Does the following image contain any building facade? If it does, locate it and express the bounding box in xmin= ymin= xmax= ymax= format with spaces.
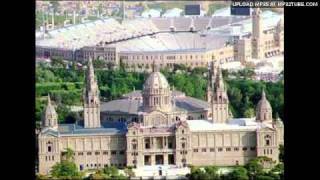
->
xmin=38 ymin=59 xmax=284 ymax=175
xmin=36 ymin=9 xmax=283 ymax=69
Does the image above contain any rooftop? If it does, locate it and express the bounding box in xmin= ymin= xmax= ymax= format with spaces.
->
xmin=56 ymin=121 xmax=127 ymax=136
xmin=186 ymin=118 xmax=273 ymax=132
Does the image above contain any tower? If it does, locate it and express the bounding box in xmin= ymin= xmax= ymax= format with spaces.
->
xmin=211 ymin=67 xmax=229 ymax=124
xmin=83 ymin=58 xmax=101 ymax=128
xmin=205 ymin=61 xmax=216 ymax=103
xmin=42 ymin=95 xmax=58 ymax=129
xmin=252 ymin=8 xmax=264 ymax=59
xmin=142 ymin=63 xmax=172 ymax=113
xmin=256 ymin=89 xmax=272 ymax=122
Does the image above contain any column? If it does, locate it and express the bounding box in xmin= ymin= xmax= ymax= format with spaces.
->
xmin=151 ymin=154 xmax=155 ymax=165
xmin=162 ymin=136 xmax=165 ymax=149
xmin=164 ymin=153 xmax=168 ymax=165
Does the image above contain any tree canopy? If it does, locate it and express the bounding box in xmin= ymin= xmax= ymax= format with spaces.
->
xmin=36 ymin=63 xmax=284 ymax=124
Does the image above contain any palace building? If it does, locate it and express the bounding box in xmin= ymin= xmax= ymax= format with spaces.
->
xmin=37 ymin=58 xmax=284 ymax=175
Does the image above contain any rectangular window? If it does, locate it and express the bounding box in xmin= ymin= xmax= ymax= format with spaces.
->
xmin=234 ymin=147 xmax=239 ymax=151
xmin=226 ymin=148 xmax=231 ymax=152
xmin=119 ymin=151 xmax=125 ymax=155
xmin=103 ymin=151 xmax=108 ymax=155
xmin=210 ymin=148 xmax=215 ymax=152
xmin=111 ymin=151 xmax=116 ymax=155
xmin=250 ymin=147 xmax=256 ymax=151
xmin=202 ymin=148 xmax=206 ymax=152
xmin=78 ymin=152 xmax=84 ymax=156
xmin=87 ymin=152 xmax=92 ymax=155
xmin=95 ymin=152 xmax=100 ymax=155
xmin=242 ymin=147 xmax=247 ymax=151
xmin=193 ymin=149 xmax=198 ymax=152
xmin=218 ymin=148 xmax=223 ymax=152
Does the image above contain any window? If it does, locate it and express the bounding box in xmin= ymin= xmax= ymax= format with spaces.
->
xmin=193 ymin=149 xmax=198 ymax=152
xmin=181 ymin=143 xmax=186 ymax=149
xmin=47 ymin=141 xmax=52 ymax=153
xmin=87 ymin=152 xmax=92 ymax=155
xmin=95 ymin=152 xmax=100 ymax=155
xmin=52 ymin=156 xmax=54 ymax=161
xmin=78 ymin=152 xmax=84 ymax=156
xmin=210 ymin=148 xmax=215 ymax=152
xmin=103 ymin=151 xmax=108 ymax=155
xmin=132 ymin=144 xmax=137 ymax=150
xmin=119 ymin=151 xmax=125 ymax=155
xmin=111 ymin=151 xmax=116 ymax=155
xmin=270 ymin=149 xmax=273 ymax=154
xmin=242 ymin=147 xmax=247 ymax=151
xmin=234 ymin=147 xmax=239 ymax=151
xmin=250 ymin=147 xmax=256 ymax=151
xmin=265 ymin=135 xmax=271 ymax=146
xmin=266 ymin=139 xmax=270 ymax=146
xmin=226 ymin=148 xmax=231 ymax=152
xmin=218 ymin=148 xmax=223 ymax=152
xmin=202 ymin=148 xmax=206 ymax=152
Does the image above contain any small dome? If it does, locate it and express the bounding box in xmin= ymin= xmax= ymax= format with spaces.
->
xmin=256 ymin=90 xmax=272 ymax=111
xmin=143 ymin=72 xmax=169 ymax=90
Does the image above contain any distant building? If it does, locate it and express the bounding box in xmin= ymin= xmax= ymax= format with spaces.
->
xmin=36 ymin=8 xmax=283 ymax=70
xmin=38 ymin=60 xmax=284 ymax=175
xmin=162 ymin=8 xmax=183 ymax=18
xmin=142 ymin=9 xmax=161 ymax=18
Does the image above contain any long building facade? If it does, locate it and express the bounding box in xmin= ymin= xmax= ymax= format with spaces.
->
xmin=37 ymin=59 xmax=284 ymax=175
xmin=36 ymin=9 xmax=284 ymax=69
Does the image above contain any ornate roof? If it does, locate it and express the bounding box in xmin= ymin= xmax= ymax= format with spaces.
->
xmin=256 ymin=90 xmax=272 ymax=111
xmin=143 ymin=71 xmax=169 ymax=90
xmin=44 ymin=95 xmax=57 ymax=117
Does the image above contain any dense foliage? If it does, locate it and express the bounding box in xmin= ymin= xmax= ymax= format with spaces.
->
xmin=50 ymin=148 xmax=83 ymax=179
xmin=87 ymin=166 xmax=127 ymax=180
xmin=188 ymin=156 xmax=284 ymax=180
xmin=36 ymin=61 xmax=284 ymax=124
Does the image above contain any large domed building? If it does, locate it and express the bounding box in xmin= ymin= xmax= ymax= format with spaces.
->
xmin=37 ymin=60 xmax=284 ymax=176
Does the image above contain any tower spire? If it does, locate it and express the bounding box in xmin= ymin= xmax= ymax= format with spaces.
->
xmin=261 ymin=89 xmax=266 ymax=99
xmin=42 ymin=94 xmax=58 ymax=129
xmin=83 ymin=57 xmax=101 ymax=128
xmin=216 ymin=67 xmax=225 ymax=90
xmin=211 ymin=65 xmax=229 ymax=124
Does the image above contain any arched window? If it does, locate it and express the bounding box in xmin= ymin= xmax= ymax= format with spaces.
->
xmin=265 ymin=135 xmax=271 ymax=146
xmin=47 ymin=141 xmax=52 ymax=152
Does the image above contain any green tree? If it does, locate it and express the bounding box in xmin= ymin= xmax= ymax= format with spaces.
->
xmin=103 ymin=166 xmax=119 ymax=177
xmin=244 ymin=108 xmax=255 ymax=118
xmin=279 ymin=145 xmax=284 ymax=162
xmin=224 ymin=166 xmax=249 ymax=180
xmin=51 ymin=160 xmax=80 ymax=179
xmin=50 ymin=148 xmax=81 ymax=179
xmin=245 ymin=158 xmax=264 ymax=179
xmin=93 ymin=58 xmax=107 ymax=69
xmin=204 ymin=166 xmax=220 ymax=179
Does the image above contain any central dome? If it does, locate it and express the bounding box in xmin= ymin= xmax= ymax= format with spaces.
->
xmin=143 ymin=72 xmax=169 ymax=90
xmin=142 ymin=71 xmax=172 ymax=113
